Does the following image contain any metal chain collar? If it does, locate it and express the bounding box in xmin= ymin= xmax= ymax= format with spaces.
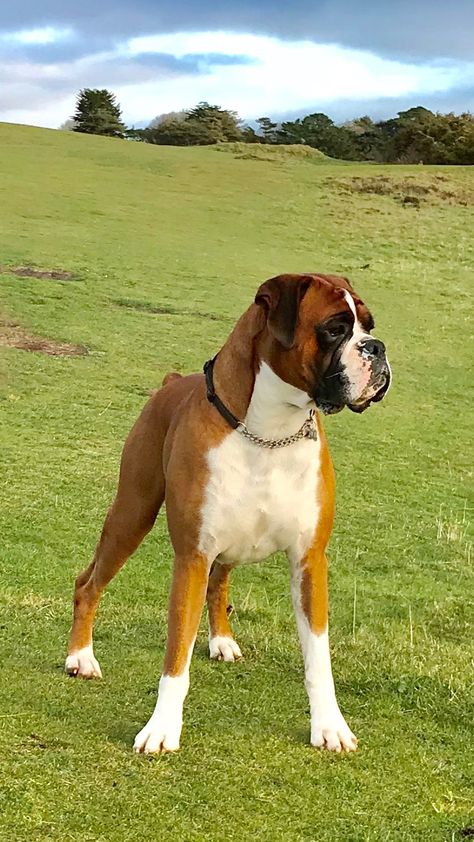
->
xmin=236 ymin=408 xmax=318 ymax=448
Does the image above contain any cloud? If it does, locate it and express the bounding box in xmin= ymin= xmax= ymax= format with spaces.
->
xmin=118 ymin=32 xmax=474 ymax=125
xmin=0 ymin=55 xmax=201 ymax=120
xmin=1 ymin=22 xmax=473 ymax=128
xmin=0 ymin=36 xmax=255 ymax=126
xmin=280 ymin=87 xmax=474 ymax=126
xmin=0 ymin=26 xmax=73 ymax=45
xmin=1 ymin=0 xmax=473 ymax=61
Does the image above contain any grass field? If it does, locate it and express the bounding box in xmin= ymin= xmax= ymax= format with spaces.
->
xmin=0 ymin=122 xmax=473 ymax=842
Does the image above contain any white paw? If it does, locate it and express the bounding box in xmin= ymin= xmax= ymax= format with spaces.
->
xmin=311 ymin=713 xmax=358 ymax=752
xmin=65 ymin=646 xmax=102 ymax=679
xmin=133 ymin=715 xmax=182 ymax=754
xmin=209 ymin=635 xmax=242 ymax=662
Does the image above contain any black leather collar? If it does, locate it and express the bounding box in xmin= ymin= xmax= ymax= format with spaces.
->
xmin=203 ymin=356 xmax=241 ymax=430
xmin=203 ymin=355 xmax=318 ymax=446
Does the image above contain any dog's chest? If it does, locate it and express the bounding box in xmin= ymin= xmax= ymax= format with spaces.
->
xmin=198 ymin=433 xmax=320 ymax=564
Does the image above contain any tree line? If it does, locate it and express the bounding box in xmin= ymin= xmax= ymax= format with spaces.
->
xmin=68 ymin=88 xmax=474 ymax=165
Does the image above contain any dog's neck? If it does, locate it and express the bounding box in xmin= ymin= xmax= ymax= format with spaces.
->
xmin=246 ymin=362 xmax=314 ymax=438
xmin=212 ymin=305 xmax=313 ymax=437
xmin=211 ymin=305 xmax=260 ymax=422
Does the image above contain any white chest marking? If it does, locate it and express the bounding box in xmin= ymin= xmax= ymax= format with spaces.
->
xmin=198 ymin=363 xmax=321 ymax=565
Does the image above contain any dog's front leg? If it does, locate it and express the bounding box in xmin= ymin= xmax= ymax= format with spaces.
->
xmin=289 ymin=548 xmax=358 ymax=752
xmin=134 ymin=552 xmax=210 ymax=754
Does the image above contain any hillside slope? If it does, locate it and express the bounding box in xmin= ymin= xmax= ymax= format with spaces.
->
xmin=0 ymin=122 xmax=473 ymax=842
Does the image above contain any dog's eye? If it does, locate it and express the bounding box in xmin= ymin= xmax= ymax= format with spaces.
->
xmin=316 ymin=315 xmax=352 ymax=345
xmin=327 ymin=323 xmax=347 ymax=338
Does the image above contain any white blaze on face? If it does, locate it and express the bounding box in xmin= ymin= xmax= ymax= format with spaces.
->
xmin=342 ymin=290 xmax=366 ymax=337
xmin=339 ymin=291 xmax=375 ymax=404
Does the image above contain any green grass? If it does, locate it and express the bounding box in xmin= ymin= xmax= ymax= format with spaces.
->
xmin=0 ymin=122 xmax=473 ymax=842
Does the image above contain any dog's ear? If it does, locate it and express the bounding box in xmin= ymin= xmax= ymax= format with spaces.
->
xmin=255 ymin=274 xmax=312 ymax=349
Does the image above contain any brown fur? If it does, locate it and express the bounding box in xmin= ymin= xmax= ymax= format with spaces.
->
xmin=162 ymin=552 xmax=210 ymax=676
xmin=206 ymin=563 xmax=235 ymax=640
xmin=67 ymin=274 xmax=368 ymax=684
xmin=300 ymin=414 xmax=335 ymax=634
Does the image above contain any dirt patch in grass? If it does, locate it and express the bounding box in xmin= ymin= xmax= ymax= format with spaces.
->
xmin=115 ymin=298 xmax=230 ymax=322
xmin=1 ymin=265 xmax=77 ymax=281
xmin=332 ymin=174 xmax=474 ymax=206
xmin=0 ymin=320 xmax=88 ymax=356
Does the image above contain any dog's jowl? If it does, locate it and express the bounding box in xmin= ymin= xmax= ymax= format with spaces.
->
xmin=65 ymin=273 xmax=391 ymax=753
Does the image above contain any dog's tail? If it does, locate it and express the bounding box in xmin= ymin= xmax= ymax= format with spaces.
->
xmin=162 ymin=371 xmax=183 ymax=387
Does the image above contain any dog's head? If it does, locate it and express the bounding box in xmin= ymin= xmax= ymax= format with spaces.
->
xmin=255 ymin=273 xmax=391 ymax=414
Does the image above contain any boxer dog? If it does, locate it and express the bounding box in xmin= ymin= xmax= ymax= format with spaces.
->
xmin=66 ymin=273 xmax=391 ymax=753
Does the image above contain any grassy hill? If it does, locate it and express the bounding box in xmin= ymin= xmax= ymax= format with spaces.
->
xmin=0 ymin=122 xmax=473 ymax=842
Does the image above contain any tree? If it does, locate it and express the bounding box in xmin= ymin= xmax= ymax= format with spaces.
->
xmin=185 ymin=102 xmax=243 ymax=142
xmin=256 ymin=117 xmax=278 ymax=144
xmin=344 ymin=115 xmax=375 ymax=135
xmin=392 ymin=110 xmax=474 ymax=164
xmin=122 ymin=99 xmax=474 ymax=163
xmin=241 ymin=125 xmax=260 ymax=143
xmin=143 ymin=119 xmax=218 ymax=146
xmin=397 ymin=106 xmax=433 ymax=124
xmin=58 ymin=118 xmax=76 ymax=131
xmin=450 ymin=112 xmax=474 ymax=164
xmin=278 ymin=118 xmax=305 ymax=145
xmin=124 ymin=127 xmax=146 ymax=142
xmin=73 ymin=89 xmax=126 ymax=138
xmin=138 ymin=102 xmax=245 ymax=146
xmin=279 ymin=113 xmax=360 ymax=159
xmin=149 ymin=111 xmax=187 ymax=129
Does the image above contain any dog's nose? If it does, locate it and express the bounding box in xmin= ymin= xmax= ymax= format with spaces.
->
xmin=358 ymin=338 xmax=386 ymax=359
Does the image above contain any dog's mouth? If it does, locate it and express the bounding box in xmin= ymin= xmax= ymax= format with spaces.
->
xmin=347 ymin=370 xmax=391 ymax=413
xmin=317 ymin=400 xmax=345 ymax=415
xmin=312 ymin=357 xmax=391 ymax=416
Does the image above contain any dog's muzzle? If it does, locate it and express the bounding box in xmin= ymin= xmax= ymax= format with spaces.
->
xmin=347 ymin=337 xmax=391 ymax=413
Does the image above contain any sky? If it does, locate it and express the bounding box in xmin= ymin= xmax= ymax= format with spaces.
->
xmin=1 ymin=1 xmax=473 ymax=129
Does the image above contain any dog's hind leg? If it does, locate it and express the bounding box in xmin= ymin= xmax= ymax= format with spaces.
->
xmin=206 ymin=562 xmax=242 ymax=662
xmin=65 ymin=398 xmax=166 ymax=679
